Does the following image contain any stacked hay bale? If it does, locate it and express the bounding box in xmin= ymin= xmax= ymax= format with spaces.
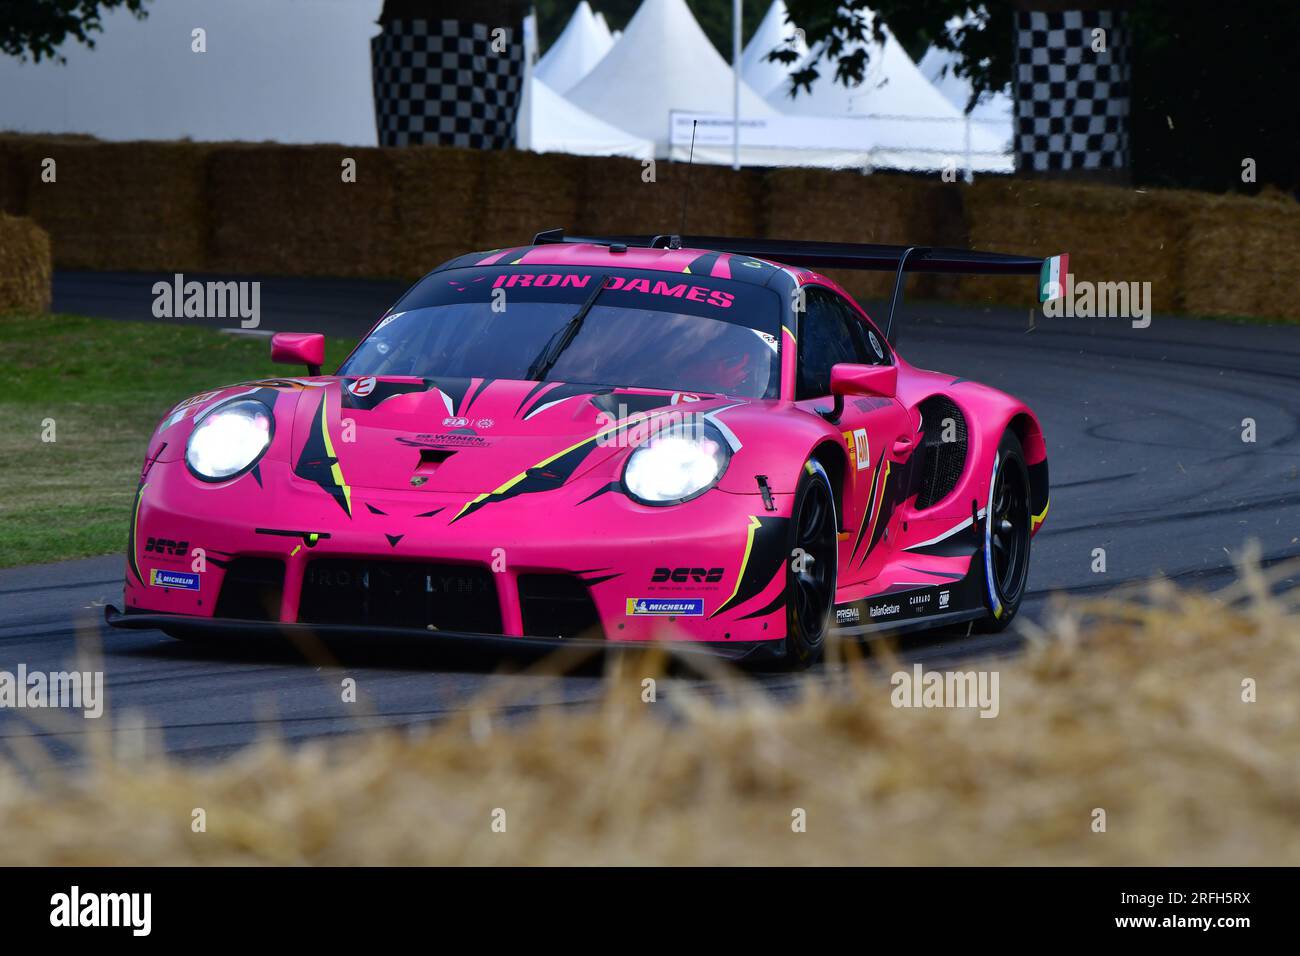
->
xmin=0 ymin=214 xmax=52 ymax=314
xmin=958 ymin=179 xmax=1189 ymax=314
xmin=206 ymin=144 xmax=403 ymax=278
xmin=574 ymin=156 xmax=764 ymax=240
xmin=0 ymin=132 xmax=1296 ymax=322
xmin=763 ymin=169 xmax=962 ymax=304
xmin=3 ymin=139 xmax=211 ymax=273
xmin=1178 ymin=188 xmax=1300 ymax=321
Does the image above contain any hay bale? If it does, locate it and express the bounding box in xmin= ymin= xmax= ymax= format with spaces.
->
xmin=384 ymin=146 xmax=486 ymax=276
xmin=763 ymin=169 xmax=962 ymax=304
xmin=575 ymin=157 xmax=764 ymax=240
xmin=19 ymin=139 xmax=211 ymax=272
xmin=207 ymin=144 xmax=403 ymax=278
xmin=0 ymin=135 xmax=36 ymax=215
xmin=1180 ymin=189 xmax=1300 ymax=321
xmin=478 ymin=150 xmax=583 ymax=252
xmin=0 ymin=214 xmax=52 ymax=314
xmin=959 ymin=179 xmax=1189 ymax=313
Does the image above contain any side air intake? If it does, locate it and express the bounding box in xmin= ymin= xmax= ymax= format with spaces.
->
xmin=914 ymin=396 xmax=968 ymax=509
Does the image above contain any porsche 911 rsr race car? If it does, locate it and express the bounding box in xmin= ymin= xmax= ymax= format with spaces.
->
xmin=107 ymin=232 xmax=1064 ymax=667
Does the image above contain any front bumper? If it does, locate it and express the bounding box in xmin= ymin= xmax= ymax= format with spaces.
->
xmin=104 ymin=606 xmax=781 ymax=662
xmin=121 ymin=458 xmax=795 ymax=647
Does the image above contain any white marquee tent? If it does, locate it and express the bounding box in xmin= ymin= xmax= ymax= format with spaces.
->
xmin=764 ymin=13 xmax=1012 ymax=172
xmin=740 ymin=1 xmax=808 ymax=99
xmin=565 ymin=0 xmax=777 ymax=158
xmin=534 ymin=1 xmax=616 ymax=95
xmin=917 ymin=15 xmax=1014 ymax=152
xmin=524 ymin=77 xmax=654 ymax=160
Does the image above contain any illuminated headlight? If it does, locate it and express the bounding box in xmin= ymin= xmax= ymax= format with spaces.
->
xmin=623 ymin=422 xmax=731 ymax=505
xmin=185 ymin=398 xmax=274 ymax=481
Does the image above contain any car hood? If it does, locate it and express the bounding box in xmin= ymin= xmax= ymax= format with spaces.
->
xmin=287 ymin=376 xmax=740 ymax=494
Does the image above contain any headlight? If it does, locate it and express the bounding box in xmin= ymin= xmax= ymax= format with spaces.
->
xmin=185 ymin=398 xmax=275 ymax=481
xmin=623 ymin=421 xmax=731 ymax=505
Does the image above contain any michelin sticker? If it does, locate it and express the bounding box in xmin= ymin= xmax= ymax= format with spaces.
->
xmin=149 ymin=569 xmax=201 ymax=591
xmin=626 ymin=598 xmax=705 ymax=617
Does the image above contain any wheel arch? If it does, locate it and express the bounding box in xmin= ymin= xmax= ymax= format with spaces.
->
xmin=1006 ymin=411 xmax=1049 ymax=530
xmin=808 ymin=439 xmax=848 ymax=532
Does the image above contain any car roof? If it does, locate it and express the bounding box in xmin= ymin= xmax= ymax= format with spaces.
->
xmin=440 ymin=241 xmax=800 ymax=285
xmin=433 ymin=241 xmax=875 ymax=324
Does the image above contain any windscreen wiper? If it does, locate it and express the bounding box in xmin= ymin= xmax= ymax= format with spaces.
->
xmin=524 ymin=274 xmax=610 ymax=382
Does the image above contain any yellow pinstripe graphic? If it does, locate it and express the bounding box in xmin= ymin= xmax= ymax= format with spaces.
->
xmin=129 ymin=482 xmax=148 ymax=582
xmin=861 ymin=461 xmax=891 ymax=555
xmin=1031 ymin=496 xmax=1050 ymax=531
xmin=452 ymin=417 xmax=635 ymax=520
xmin=716 ymin=515 xmax=762 ymax=614
xmin=319 ymin=397 xmax=351 ymax=515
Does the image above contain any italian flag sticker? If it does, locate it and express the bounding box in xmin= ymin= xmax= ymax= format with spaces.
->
xmin=1039 ymin=253 xmax=1069 ymax=302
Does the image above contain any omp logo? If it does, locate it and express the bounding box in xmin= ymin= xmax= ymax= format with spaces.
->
xmin=651 ymin=567 xmax=724 ymax=583
xmin=50 ymin=886 xmax=151 ymax=936
xmin=938 ymin=589 xmax=950 ymax=609
xmin=626 ymin=598 xmax=705 ymax=616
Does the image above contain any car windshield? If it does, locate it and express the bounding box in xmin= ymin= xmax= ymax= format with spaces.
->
xmin=338 ymin=265 xmax=783 ymax=399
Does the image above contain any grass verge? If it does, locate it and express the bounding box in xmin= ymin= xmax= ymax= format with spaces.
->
xmin=0 ymin=312 xmax=355 ymax=568
xmin=0 ymin=558 xmax=1296 ymax=865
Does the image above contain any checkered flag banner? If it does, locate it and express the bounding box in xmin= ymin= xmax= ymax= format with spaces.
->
xmin=1014 ymin=9 xmax=1131 ymax=173
xmin=372 ymin=19 xmax=524 ymax=148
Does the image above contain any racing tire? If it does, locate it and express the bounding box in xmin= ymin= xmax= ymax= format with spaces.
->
xmin=781 ymin=459 xmax=838 ymax=668
xmin=975 ymin=431 xmax=1032 ymax=633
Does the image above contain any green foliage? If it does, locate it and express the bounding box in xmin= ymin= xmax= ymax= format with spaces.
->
xmin=0 ymin=0 xmax=151 ymax=62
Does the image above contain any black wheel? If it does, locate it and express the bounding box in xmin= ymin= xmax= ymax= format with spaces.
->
xmin=976 ymin=431 xmax=1032 ymax=632
xmin=782 ymin=459 xmax=838 ymax=668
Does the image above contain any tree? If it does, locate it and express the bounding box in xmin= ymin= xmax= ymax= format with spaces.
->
xmin=0 ymin=0 xmax=151 ymax=63
xmin=775 ymin=0 xmax=1297 ymax=193
xmin=775 ymin=0 xmax=1007 ymax=110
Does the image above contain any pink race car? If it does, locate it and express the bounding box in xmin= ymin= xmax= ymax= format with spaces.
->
xmin=107 ymin=232 xmax=1064 ymax=668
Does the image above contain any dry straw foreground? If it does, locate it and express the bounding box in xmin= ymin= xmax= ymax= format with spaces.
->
xmin=1 ymin=557 xmax=1298 ymax=866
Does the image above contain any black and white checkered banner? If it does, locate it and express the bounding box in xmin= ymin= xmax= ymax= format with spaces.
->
xmin=371 ymin=19 xmax=524 ymax=149
xmin=1014 ymin=9 xmax=1130 ymax=173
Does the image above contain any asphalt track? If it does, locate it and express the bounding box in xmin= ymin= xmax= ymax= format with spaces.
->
xmin=2 ymin=271 xmax=1298 ymax=759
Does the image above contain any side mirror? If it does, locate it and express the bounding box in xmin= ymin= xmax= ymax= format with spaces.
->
xmin=824 ymin=363 xmax=897 ymax=421
xmin=271 ymin=332 xmax=325 ymax=376
xmin=831 ymin=362 xmax=897 ymax=398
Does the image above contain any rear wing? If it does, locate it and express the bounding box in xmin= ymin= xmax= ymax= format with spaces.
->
xmin=532 ymin=229 xmax=1068 ymax=345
